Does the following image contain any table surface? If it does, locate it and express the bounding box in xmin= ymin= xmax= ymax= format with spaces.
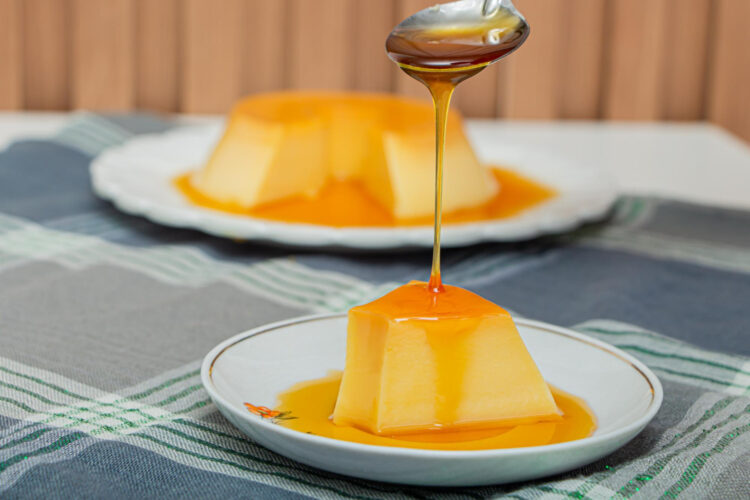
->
xmin=2 ymin=112 xmax=749 ymax=210
xmin=1 ymin=112 xmax=749 ymax=498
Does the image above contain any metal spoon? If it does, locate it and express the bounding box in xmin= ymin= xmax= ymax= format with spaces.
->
xmin=386 ymin=0 xmax=530 ymax=71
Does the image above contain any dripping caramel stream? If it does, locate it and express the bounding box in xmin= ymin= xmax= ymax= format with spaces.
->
xmin=386 ymin=3 xmax=529 ymax=293
xmin=399 ymin=66 xmax=483 ymax=292
xmin=379 ymin=4 xmax=535 ymax=431
xmin=429 ymin=80 xmax=452 ymax=292
xmin=397 ymin=66 xmax=486 ymax=424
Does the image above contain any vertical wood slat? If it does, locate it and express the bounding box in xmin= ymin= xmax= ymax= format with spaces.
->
xmin=288 ymin=0 xmax=354 ymax=90
xmin=181 ymin=0 xmax=244 ymax=113
xmin=662 ymin=0 xmax=711 ymax=120
xmin=708 ymin=0 xmax=750 ymax=142
xmin=0 ymin=0 xmax=23 ymax=109
xmin=71 ymin=0 xmax=135 ymax=110
xmin=136 ymin=0 xmax=179 ymax=111
xmin=500 ymin=0 xmax=566 ymax=119
xmin=559 ymin=0 xmax=606 ymax=119
xmin=242 ymin=0 xmax=287 ymax=95
xmin=603 ymin=0 xmax=669 ymax=120
xmin=454 ymin=65 xmax=499 ymax=119
xmin=23 ymin=0 xmax=69 ymax=110
xmin=352 ymin=0 xmax=396 ymax=93
xmin=604 ymin=0 xmax=711 ymax=122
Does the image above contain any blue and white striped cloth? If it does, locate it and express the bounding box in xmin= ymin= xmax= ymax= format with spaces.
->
xmin=0 ymin=113 xmax=747 ymax=499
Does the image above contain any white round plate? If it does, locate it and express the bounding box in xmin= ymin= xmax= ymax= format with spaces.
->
xmin=201 ymin=314 xmax=662 ymax=487
xmin=91 ymin=123 xmax=617 ymax=249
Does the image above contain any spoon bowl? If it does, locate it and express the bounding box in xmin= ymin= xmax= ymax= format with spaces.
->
xmin=386 ymin=0 xmax=530 ymax=70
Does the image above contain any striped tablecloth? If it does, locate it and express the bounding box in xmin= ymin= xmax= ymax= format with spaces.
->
xmin=0 ymin=114 xmax=748 ymax=499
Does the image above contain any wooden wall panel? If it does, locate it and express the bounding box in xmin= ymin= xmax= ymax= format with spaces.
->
xmin=71 ymin=0 xmax=135 ymax=110
xmin=242 ymin=0 xmax=287 ymax=94
xmin=0 ymin=0 xmax=23 ymax=109
xmin=708 ymin=0 xmax=750 ymax=142
xmin=288 ymin=0 xmax=353 ymax=90
xmin=136 ymin=0 xmax=179 ymax=111
xmin=352 ymin=0 xmax=396 ymax=93
xmin=500 ymin=0 xmax=565 ymax=119
xmin=0 ymin=0 xmax=747 ymax=141
xmin=23 ymin=0 xmax=69 ymax=110
xmin=662 ymin=0 xmax=711 ymax=121
xmin=454 ymin=65 xmax=499 ymax=118
xmin=559 ymin=0 xmax=606 ymax=119
xmin=181 ymin=0 xmax=243 ymax=113
xmin=603 ymin=0 xmax=669 ymax=120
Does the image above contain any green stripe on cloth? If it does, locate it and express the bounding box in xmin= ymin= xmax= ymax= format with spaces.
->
xmin=522 ymin=396 xmax=743 ymax=499
xmin=0 ymin=213 xmax=348 ymax=311
xmin=0 ymin=358 xmax=386 ymax=500
xmin=602 ymin=345 xmax=749 ymax=376
xmin=615 ymin=404 xmax=750 ymax=499
xmin=650 ymin=368 xmax=748 ymax=393
xmin=0 ymin=433 xmax=88 ymax=474
xmin=661 ymin=420 xmax=750 ymax=498
xmin=133 ymin=433 xmax=379 ymax=500
xmin=575 ymin=321 xmax=750 ymax=396
xmin=6 ymin=321 xmax=750 ymax=498
xmin=0 ymin=361 xmax=206 ymax=445
xmin=0 ymin=428 xmax=52 ymax=451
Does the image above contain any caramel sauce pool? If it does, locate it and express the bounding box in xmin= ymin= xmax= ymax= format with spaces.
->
xmin=174 ymin=168 xmax=554 ymax=227
xmin=273 ymin=371 xmax=595 ymax=451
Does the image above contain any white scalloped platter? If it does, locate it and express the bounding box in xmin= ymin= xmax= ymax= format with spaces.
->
xmin=90 ymin=123 xmax=617 ymax=249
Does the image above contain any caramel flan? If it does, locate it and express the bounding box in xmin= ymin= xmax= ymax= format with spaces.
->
xmin=189 ymin=93 xmax=498 ymax=220
xmin=332 ymin=281 xmax=561 ymax=435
